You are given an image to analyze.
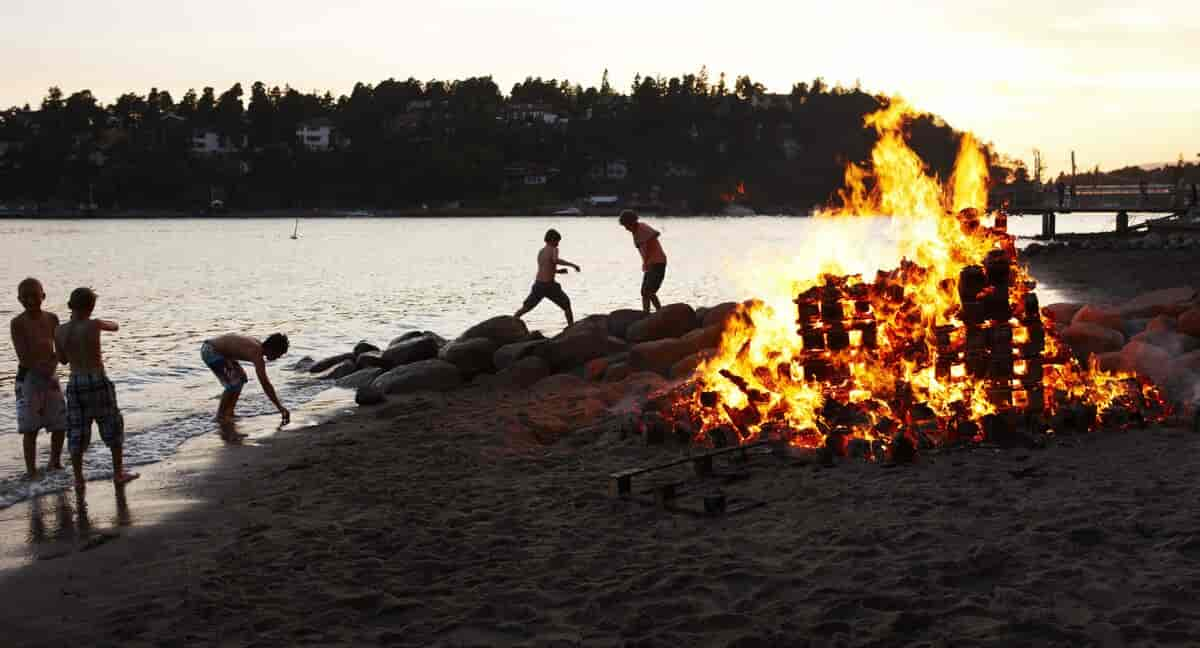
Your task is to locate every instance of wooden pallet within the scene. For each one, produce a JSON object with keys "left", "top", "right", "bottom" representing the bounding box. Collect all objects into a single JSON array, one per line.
[{"left": 608, "top": 440, "right": 770, "bottom": 499}]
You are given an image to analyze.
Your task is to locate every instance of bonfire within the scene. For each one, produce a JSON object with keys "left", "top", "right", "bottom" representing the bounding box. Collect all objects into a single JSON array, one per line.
[{"left": 666, "top": 99, "right": 1166, "bottom": 460}]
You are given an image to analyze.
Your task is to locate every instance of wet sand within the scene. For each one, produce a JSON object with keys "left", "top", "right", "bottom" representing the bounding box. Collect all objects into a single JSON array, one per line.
[{"left": 2, "top": 252, "right": 1200, "bottom": 646}]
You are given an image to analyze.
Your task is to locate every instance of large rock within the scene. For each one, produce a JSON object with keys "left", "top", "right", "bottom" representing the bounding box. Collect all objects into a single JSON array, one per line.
[
  {"left": 318, "top": 359, "right": 357, "bottom": 381},
  {"left": 606, "top": 309, "right": 646, "bottom": 339},
  {"left": 561, "top": 315, "right": 608, "bottom": 339},
  {"left": 372, "top": 359, "right": 463, "bottom": 394},
  {"left": 336, "top": 367, "right": 383, "bottom": 389},
  {"left": 355, "top": 384, "right": 386, "bottom": 406},
  {"left": 680, "top": 324, "right": 723, "bottom": 354},
  {"left": 702, "top": 302, "right": 740, "bottom": 329},
  {"left": 1119, "top": 286, "right": 1197, "bottom": 318},
  {"left": 493, "top": 339, "right": 550, "bottom": 371},
  {"left": 603, "top": 363, "right": 632, "bottom": 382},
  {"left": 582, "top": 357, "right": 610, "bottom": 382},
  {"left": 459, "top": 316, "right": 529, "bottom": 346},
  {"left": 388, "top": 330, "right": 445, "bottom": 349},
  {"left": 288, "top": 356, "right": 315, "bottom": 372},
  {"left": 671, "top": 350, "right": 715, "bottom": 379},
  {"left": 309, "top": 352, "right": 354, "bottom": 374},
  {"left": 496, "top": 355, "right": 550, "bottom": 388},
  {"left": 625, "top": 303, "right": 697, "bottom": 343},
  {"left": 439, "top": 337, "right": 498, "bottom": 376},
  {"left": 381, "top": 334, "right": 440, "bottom": 369},
  {"left": 1120, "top": 340, "right": 1172, "bottom": 387},
  {"left": 629, "top": 337, "right": 693, "bottom": 375},
  {"left": 536, "top": 328, "right": 611, "bottom": 372},
  {"left": 1130, "top": 329, "right": 1200, "bottom": 356},
  {"left": 1071, "top": 304, "right": 1124, "bottom": 333},
  {"left": 352, "top": 341, "right": 380, "bottom": 357},
  {"left": 1178, "top": 307, "right": 1200, "bottom": 338},
  {"left": 1042, "top": 303, "right": 1083, "bottom": 326},
  {"left": 532, "top": 373, "right": 588, "bottom": 396},
  {"left": 355, "top": 350, "right": 385, "bottom": 371},
  {"left": 1062, "top": 322, "right": 1125, "bottom": 360}
]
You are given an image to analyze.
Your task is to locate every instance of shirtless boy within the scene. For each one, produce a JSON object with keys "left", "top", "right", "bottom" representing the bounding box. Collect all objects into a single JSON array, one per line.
[
  {"left": 513, "top": 228, "right": 581, "bottom": 326},
  {"left": 200, "top": 333, "right": 290, "bottom": 424},
  {"left": 55, "top": 287, "right": 137, "bottom": 492},
  {"left": 10, "top": 278, "right": 66, "bottom": 479}
]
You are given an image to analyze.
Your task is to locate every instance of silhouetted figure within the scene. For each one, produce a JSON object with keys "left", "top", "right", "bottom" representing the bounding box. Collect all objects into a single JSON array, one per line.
[
  {"left": 1192, "top": 183, "right": 1198, "bottom": 207},
  {"left": 1069, "top": 184, "right": 1077, "bottom": 207},
  {"left": 1139, "top": 179, "right": 1149, "bottom": 206},
  {"left": 1056, "top": 181, "right": 1066, "bottom": 208}
]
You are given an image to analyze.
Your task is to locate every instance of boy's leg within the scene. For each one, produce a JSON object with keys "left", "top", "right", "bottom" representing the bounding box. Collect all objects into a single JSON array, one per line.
[
  {"left": 225, "top": 388, "right": 242, "bottom": 419},
  {"left": 649, "top": 293, "right": 662, "bottom": 311},
  {"left": 70, "top": 429, "right": 89, "bottom": 493},
  {"left": 49, "top": 431, "right": 65, "bottom": 470},
  {"left": 22, "top": 432, "right": 38, "bottom": 479},
  {"left": 99, "top": 409, "right": 138, "bottom": 485},
  {"left": 111, "top": 445, "right": 138, "bottom": 485},
  {"left": 515, "top": 284, "right": 544, "bottom": 320},
  {"left": 217, "top": 390, "right": 234, "bottom": 421},
  {"left": 548, "top": 286, "right": 573, "bottom": 327}
]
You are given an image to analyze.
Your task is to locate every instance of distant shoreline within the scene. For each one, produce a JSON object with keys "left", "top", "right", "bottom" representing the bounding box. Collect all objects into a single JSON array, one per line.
[{"left": 0, "top": 208, "right": 813, "bottom": 219}]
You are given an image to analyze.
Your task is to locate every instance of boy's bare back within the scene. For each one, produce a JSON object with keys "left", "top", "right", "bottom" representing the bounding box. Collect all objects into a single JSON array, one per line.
[
  {"left": 11, "top": 311, "right": 60, "bottom": 376},
  {"left": 56, "top": 319, "right": 105, "bottom": 373}
]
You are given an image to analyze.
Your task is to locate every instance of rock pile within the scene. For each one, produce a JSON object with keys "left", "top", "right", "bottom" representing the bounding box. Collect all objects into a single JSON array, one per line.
[
  {"left": 1024, "top": 232, "right": 1200, "bottom": 256},
  {"left": 1045, "top": 286, "right": 1200, "bottom": 404},
  {"left": 305, "top": 304, "right": 742, "bottom": 407}
]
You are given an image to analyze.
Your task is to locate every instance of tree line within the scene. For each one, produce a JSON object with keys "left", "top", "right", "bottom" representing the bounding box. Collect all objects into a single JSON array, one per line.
[{"left": 0, "top": 70, "right": 998, "bottom": 212}]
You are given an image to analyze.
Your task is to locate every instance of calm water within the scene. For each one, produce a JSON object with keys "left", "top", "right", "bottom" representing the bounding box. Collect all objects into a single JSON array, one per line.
[{"left": 0, "top": 213, "right": 1142, "bottom": 506}]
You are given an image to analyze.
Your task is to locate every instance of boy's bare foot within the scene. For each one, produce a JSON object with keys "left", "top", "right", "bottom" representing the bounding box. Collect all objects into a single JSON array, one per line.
[
  {"left": 23, "top": 469, "right": 39, "bottom": 481},
  {"left": 75, "top": 480, "right": 86, "bottom": 494},
  {"left": 48, "top": 461, "right": 64, "bottom": 471},
  {"left": 114, "top": 472, "right": 140, "bottom": 485}
]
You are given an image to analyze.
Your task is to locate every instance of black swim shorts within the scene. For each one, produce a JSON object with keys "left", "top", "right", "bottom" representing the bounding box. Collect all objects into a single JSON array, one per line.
[
  {"left": 523, "top": 281, "right": 571, "bottom": 311},
  {"left": 642, "top": 263, "right": 667, "bottom": 294}
]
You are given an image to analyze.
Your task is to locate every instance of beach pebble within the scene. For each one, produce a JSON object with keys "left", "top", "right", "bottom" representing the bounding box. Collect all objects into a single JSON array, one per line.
[
  {"left": 381, "top": 334, "right": 440, "bottom": 369},
  {"left": 309, "top": 352, "right": 354, "bottom": 374},
  {"left": 439, "top": 337, "right": 498, "bottom": 377},
  {"left": 336, "top": 367, "right": 383, "bottom": 390},
  {"left": 626, "top": 303, "right": 698, "bottom": 343},
  {"left": 1063, "top": 322, "right": 1125, "bottom": 360},
  {"left": 458, "top": 315, "right": 529, "bottom": 346},
  {"left": 606, "top": 308, "right": 646, "bottom": 339},
  {"left": 354, "top": 384, "right": 385, "bottom": 406},
  {"left": 372, "top": 358, "right": 463, "bottom": 394},
  {"left": 493, "top": 339, "right": 549, "bottom": 371}
]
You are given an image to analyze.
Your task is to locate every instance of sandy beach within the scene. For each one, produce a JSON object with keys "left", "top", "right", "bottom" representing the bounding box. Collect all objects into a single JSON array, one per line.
[{"left": 2, "top": 250, "right": 1200, "bottom": 647}]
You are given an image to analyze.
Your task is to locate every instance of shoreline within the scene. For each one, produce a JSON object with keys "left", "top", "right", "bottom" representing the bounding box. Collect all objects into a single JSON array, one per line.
[{"left": 3, "top": 249, "right": 1200, "bottom": 645}]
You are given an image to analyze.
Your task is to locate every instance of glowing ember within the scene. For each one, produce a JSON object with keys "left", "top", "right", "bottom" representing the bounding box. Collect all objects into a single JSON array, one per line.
[{"left": 672, "top": 97, "right": 1165, "bottom": 457}]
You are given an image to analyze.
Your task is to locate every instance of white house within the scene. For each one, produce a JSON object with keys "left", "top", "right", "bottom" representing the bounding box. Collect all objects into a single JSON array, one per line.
[
  {"left": 589, "top": 159, "right": 628, "bottom": 181},
  {"left": 296, "top": 118, "right": 340, "bottom": 152},
  {"left": 191, "top": 130, "right": 244, "bottom": 155}
]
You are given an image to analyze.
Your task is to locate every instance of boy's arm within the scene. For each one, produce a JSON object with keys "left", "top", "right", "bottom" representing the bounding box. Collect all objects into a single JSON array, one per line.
[
  {"left": 254, "top": 358, "right": 290, "bottom": 422},
  {"left": 54, "top": 326, "right": 70, "bottom": 365},
  {"left": 10, "top": 319, "right": 29, "bottom": 367},
  {"left": 95, "top": 319, "right": 119, "bottom": 332},
  {"left": 555, "top": 257, "right": 580, "bottom": 271}
]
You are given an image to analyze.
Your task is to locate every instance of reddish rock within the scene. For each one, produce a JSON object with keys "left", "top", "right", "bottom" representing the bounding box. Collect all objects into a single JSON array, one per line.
[
  {"left": 1095, "top": 351, "right": 1129, "bottom": 374},
  {"left": 459, "top": 315, "right": 529, "bottom": 346},
  {"left": 629, "top": 337, "right": 693, "bottom": 375},
  {"left": 625, "top": 303, "right": 697, "bottom": 343},
  {"left": 583, "top": 357, "right": 609, "bottom": 381},
  {"left": 1130, "top": 330, "right": 1199, "bottom": 356},
  {"left": 1070, "top": 304, "right": 1124, "bottom": 333},
  {"left": 492, "top": 339, "right": 549, "bottom": 371},
  {"left": 1120, "top": 340, "right": 1172, "bottom": 387},
  {"left": 680, "top": 324, "right": 723, "bottom": 354},
  {"left": 701, "top": 302, "right": 740, "bottom": 329},
  {"left": 536, "top": 328, "right": 611, "bottom": 372},
  {"left": 439, "top": 337, "right": 498, "bottom": 376},
  {"left": 670, "top": 350, "right": 715, "bottom": 379},
  {"left": 1178, "top": 306, "right": 1200, "bottom": 338},
  {"left": 498, "top": 355, "right": 551, "bottom": 388},
  {"left": 603, "top": 363, "right": 632, "bottom": 382},
  {"left": 1145, "top": 314, "right": 1177, "bottom": 335},
  {"left": 532, "top": 373, "right": 588, "bottom": 395},
  {"left": 606, "top": 309, "right": 647, "bottom": 339},
  {"left": 1062, "top": 322, "right": 1125, "bottom": 360},
  {"left": 1119, "top": 286, "right": 1197, "bottom": 318}
]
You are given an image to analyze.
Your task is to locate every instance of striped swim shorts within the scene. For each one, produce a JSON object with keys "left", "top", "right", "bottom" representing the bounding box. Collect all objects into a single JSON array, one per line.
[{"left": 65, "top": 372, "right": 124, "bottom": 454}]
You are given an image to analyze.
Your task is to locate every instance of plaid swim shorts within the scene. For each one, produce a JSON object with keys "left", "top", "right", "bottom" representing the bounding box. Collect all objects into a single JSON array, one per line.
[{"left": 65, "top": 372, "right": 124, "bottom": 454}]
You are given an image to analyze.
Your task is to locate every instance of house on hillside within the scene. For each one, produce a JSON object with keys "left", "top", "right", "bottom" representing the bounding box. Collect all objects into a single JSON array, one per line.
[
  {"left": 505, "top": 163, "right": 559, "bottom": 188},
  {"left": 191, "top": 129, "right": 245, "bottom": 156},
  {"left": 589, "top": 159, "right": 628, "bottom": 181},
  {"left": 505, "top": 103, "right": 566, "bottom": 126},
  {"left": 296, "top": 118, "right": 349, "bottom": 152}
]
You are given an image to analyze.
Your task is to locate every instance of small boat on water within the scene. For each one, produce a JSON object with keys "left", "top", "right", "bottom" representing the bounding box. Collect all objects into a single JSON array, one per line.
[
  {"left": 290, "top": 219, "right": 299, "bottom": 239},
  {"left": 553, "top": 207, "right": 583, "bottom": 216}
]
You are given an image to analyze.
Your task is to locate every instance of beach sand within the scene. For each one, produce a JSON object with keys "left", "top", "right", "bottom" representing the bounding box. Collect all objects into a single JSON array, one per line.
[{"left": 2, "top": 252, "right": 1200, "bottom": 647}]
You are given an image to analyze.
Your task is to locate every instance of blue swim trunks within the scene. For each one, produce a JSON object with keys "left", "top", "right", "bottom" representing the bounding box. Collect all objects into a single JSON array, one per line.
[{"left": 201, "top": 341, "right": 248, "bottom": 393}]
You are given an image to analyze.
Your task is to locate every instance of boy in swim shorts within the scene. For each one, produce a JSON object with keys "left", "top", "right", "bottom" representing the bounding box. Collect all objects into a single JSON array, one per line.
[
  {"left": 513, "top": 228, "right": 580, "bottom": 327},
  {"left": 55, "top": 287, "right": 137, "bottom": 493},
  {"left": 618, "top": 210, "right": 667, "bottom": 313},
  {"left": 10, "top": 278, "right": 67, "bottom": 479},
  {"left": 201, "top": 333, "right": 290, "bottom": 424}
]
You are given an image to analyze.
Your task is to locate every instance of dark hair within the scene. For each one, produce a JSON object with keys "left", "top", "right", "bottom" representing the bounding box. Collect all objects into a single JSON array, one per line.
[
  {"left": 618, "top": 210, "right": 638, "bottom": 226},
  {"left": 544, "top": 228, "right": 562, "bottom": 243},
  {"left": 68, "top": 287, "right": 97, "bottom": 312},
  {"left": 262, "top": 333, "right": 289, "bottom": 358}
]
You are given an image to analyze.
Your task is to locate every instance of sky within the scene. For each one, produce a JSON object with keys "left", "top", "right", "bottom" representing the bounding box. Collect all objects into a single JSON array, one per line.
[{"left": 3, "top": 0, "right": 1197, "bottom": 176}]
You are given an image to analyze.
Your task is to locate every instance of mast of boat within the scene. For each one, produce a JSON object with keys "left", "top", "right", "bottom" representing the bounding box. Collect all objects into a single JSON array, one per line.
[{"left": 291, "top": 218, "right": 299, "bottom": 239}]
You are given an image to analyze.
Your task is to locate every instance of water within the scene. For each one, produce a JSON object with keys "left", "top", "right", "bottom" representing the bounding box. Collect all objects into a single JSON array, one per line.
[{"left": 0, "top": 213, "right": 1132, "bottom": 506}]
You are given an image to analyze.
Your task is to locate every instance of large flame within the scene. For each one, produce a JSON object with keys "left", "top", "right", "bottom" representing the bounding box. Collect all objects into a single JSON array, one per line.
[{"left": 682, "top": 97, "right": 1154, "bottom": 452}]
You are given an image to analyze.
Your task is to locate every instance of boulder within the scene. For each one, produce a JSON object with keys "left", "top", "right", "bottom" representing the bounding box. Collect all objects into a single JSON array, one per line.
[
  {"left": 1145, "top": 314, "right": 1177, "bottom": 335},
  {"left": 439, "top": 337, "right": 498, "bottom": 376},
  {"left": 355, "top": 350, "right": 385, "bottom": 371},
  {"left": 288, "top": 355, "right": 315, "bottom": 372},
  {"left": 1071, "top": 304, "right": 1124, "bottom": 333},
  {"left": 671, "top": 350, "right": 715, "bottom": 379},
  {"left": 582, "top": 357, "right": 610, "bottom": 382},
  {"left": 309, "top": 352, "right": 354, "bottom": 374},
  {"left": 1095, "top": 351, "right": 1128, "bottom": 374},
  {"left": 629, "top": 337, "right": 693, "bottom": 375},
  {"left": 1118, "top": 286, "right": 1197, "bottom": 318},
  {"left": 561, "top": 315, "right": 608, "bottom": 339},
  {"left": 1042, "top": 303, "right": 1083, "bottom": 326},
  {"left": 1022, "top": 243, "right": 1044, "bottom": 257},
  {"left": 355, "top": 384, "right": 386, "bottom": 406},
  {"left": 536, "top": 328, "right": 611, "bottom": 372},
  {"left": 493, "top": 338, "right": 550, "bottom": 371},
  {"left": 496, "top": 355, "right": 550, "bottom": 389},
  {"left": 459, "top": 315, "right": 529, "bottom": 346},
  {"left": 1173, "top": 349, "right": 1200, "bottom": 374},
  {"left": 318, "top": 359, "right": 357, "bottom": 381},
  {"left": 680, "top": 324, "right": 723, "bottom": 354},
  {"left": 381, "top": 334, "right": 440, "bottom": 369},
  {"left": 1120, "top": 340, "right": 1172, "bottom": 387},
  {"left": 607, "top": 309, "right": 647, "bottom": 339},
  {"left": 1122, "top": 318, "right": 1151, "bottom": 339},
  {"left": 372, "top": 359, "right": 463, "bottom": 394},
  {"left": 1130, "top": 330, "right": 1200, "bottom": 356},
  {"left": 603, "top": 363, "right": 632, "bottom": 382},
  {"left": 388, "top": 330, "right": 434, "bottom": 348},
  {"left": 625, "top": 303, "right": 698, "bottom": 343},
  {"left": 532, "top": 373, "right": 588, "bottom": 395},
  {"left": 1178, "top": 306, "right": 1200, "bottom": 338},
  {"left": 336, "top": 367, "right": 383, "bottom": 390},
  {"left": 702, "top": 302, "right": 740, "bottom": 329},
  {"left": 1062, "top": 322, "right": 1125, "bottom": 360},
  {"left": 352, "top": 341, "right": 380, "bottom": 357}
]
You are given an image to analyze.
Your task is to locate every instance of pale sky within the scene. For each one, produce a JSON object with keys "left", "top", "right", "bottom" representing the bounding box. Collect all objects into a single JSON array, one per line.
[{"left": 3, "top": 0, "right": 1197, "bottom": 176}]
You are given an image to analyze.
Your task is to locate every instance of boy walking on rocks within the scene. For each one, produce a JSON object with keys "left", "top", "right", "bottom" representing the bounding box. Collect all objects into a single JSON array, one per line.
[
  {"left": 514, "top": 228, "right": 580, "bottom": 326},
  {"left": 619, "top": 210, "right": 667, "bottom": 313},
  {"left": 10, "top": 278, "right": 67, "bottom": 479},
  {"left": 55, "top": 287, "right": 137, "bottom": 493}
]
